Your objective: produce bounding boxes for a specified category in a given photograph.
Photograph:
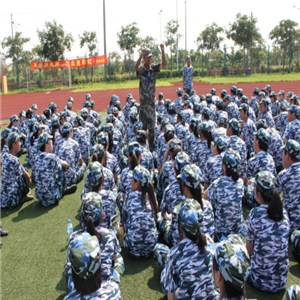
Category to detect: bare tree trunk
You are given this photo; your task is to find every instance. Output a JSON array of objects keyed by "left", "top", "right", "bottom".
[{"left": 283, "top": 50, "right": 286, "bottom": 70}]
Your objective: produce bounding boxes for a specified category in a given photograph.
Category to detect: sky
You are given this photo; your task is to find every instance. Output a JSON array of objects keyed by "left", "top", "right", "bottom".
[{"left": 0, "top": 0, "right": 299, "bottom": 61}]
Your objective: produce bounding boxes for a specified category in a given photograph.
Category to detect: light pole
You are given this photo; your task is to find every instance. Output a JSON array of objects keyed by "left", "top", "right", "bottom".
[
  {"left": 176, "top": 0, "right": 178, "bottom": 70},
  {"left": 185, "top": 0, "right": 187, "bottom": 50},
  {"left": 103, "top": 0, "right": 107, "bottom": 78},
  {"left": 293, "top": 6, "right": 300, "bottom": 27},
  {"left": 158, "top": 10, "right": 162, "bottom": 43},
  {"left": 11, "top": 14, "right": 13, "bottom": 38}
]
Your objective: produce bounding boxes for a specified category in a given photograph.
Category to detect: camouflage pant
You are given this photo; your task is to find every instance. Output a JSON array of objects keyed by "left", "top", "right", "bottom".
[
  {"left": 73, "top": 163, "right": 87, "bottom": 185},
  {"left": 153, "top": 243, "right": 170, "bottom": 269},
  {"left": 157, "top": 212, "right": 171, "bottom": 244},
  {"left": 140, "top": 103, "right": 156, "bottom": 152}
]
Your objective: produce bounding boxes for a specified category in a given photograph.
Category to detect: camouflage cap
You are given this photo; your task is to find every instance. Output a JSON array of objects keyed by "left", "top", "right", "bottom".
[
  {"left": 165, "top": 124, "right": 175, "bottom": 135},
  {"left": 157, "top": 113, "right": 164, "bottom": 121},
  {"left": 68, "top": 96, "right": 74, "bottom": 102},
  {"left": 189, "top": 117, "right": 199, "bottom": 127},
  {"left": 200, "top": 94, "right": 205, "bottom": 101},
  {"left": 120, "top": 155, "right": 129, "bottom": 170},
  {"left": 136, "top": 129, "right": 147, "bottom": 140},
  {"left": 215, "top": 136, "right": 229, "bottom": 151},
  {"left": 256, "top": 119, "right": 267, "bottom": 129},
  {"left": 130, "top": 99, "right": 136, "bottom": 107},
  {"left": 279, "top": 90, "right": 285, "bottom": 95},
  {"left": 97, "top": 132, "right": 109, "bottom": 146},
  {"left": 206, "top": 93, "right": 212, "bottom": 101},
  {"left": 27, "top": 108, "right": 33, "bottom": 115},
  {"left": 10, "top": 114, "right": 19, "bottom": 122},
  {"left": 215, "top": 234, "right": 251, "bottom": 290},
  {"left": 183, "top": 93, "right": 189, "bottom": 100},
  {"left": 28, "top": 118, "right": 37, "bottom": 128},
  {"left": 128, "top": 141, "right": 141, "bottom": 155},
  {"left": 199, "top": 122, "right": 211, "bottom": 132},
  {"left": 114, "top": 100, "right": 121, "bottom": 108},
  {"left": 219, "top": 114, "right": 228, "bottom": 126},
  {"left": 186, "top": 55, "right": 190, "bottom": 60},
  {"left": 44, "top": 108, "right": 51, "bottom": 115},
  {"left": 193, "top": 102, "right": 201, "bottom": 111},
  {"left": 106, "top": 114, "right": 116, "bottom": 124},
  {"left": 87, "top": 161, "right": 104, "bottom": 187},
  {"left": 133, "top": 121, "right": 143, "bottom": 132},
  {"left": 253, "top": 87, "right": 259, "bottom": 93},
  {"left": 168, "top": 103, "right": 176, "bottom": 111},
  {"left": 1, "top": 128, "right": 11, "bottom": 139},
  {"left": 221, "top": 89, "right": 227, "bottom": 97},
  {"left": 38, "top": 132, "right": 53, "bottom": 147},
  {"left": 287, "top": 91, "right": 294, "bottom": 97},
  {"left": 32, "top": 103, "right": 38, "bottom": 109},
  {"left": 229, "top": 118, "right": 240, "bottom": 132},
  {"left": 254, "top": 128, "right": 270, "bottom": 145},
  {"left": 224, "top": 95, "right": 231, "bottom": 101},
  {"left": 130, "top": 109, "right": 138, "bottom": 119},
  {"left": 174, "top": 199, "right": 203, "bottom": 236},
  {"left": 283, "top": 285, "right": 300, "bottom": 300},
  {"left": 291, "top": 230, "right": 300, "bottom": 262},
  {"left": 237, "top": 88, "right": 243, "bottom": 95},
  {"left": 62, "top": 122, "right": 72, "bottom": 134},
  {"left": 144, "top": 48, "right": 152, "bottom": 58},
  {"left": 38, "top": 114, "right": 46, "bottom": 122},
  {"left": 7, "top": 132, "right": 22, "bottom": 147},
  {"left": 265, "top": 84, "right": 271, "bottom": 91},
  {"left": 169, "top": 138, "right": 182, "bottom": 152},
  {"left": 111, "top": 94, "right": 118, "bottom": 102},
  {"left": 281, "top": 139, "right": 300, "bottom": 160},
  {"left": 184, "top": 100, "right": 191, "bottom": 106},
  {"left": 211, "top": 88, "right": 216, "bottom": 95},
  {"left": 176, "top": 88, "right": 183, "bottom": 96},
  {"left": 74, "top": 116, "right": 84, "bottom": 126},
  {"left": 92, "top": 145, "right": 105, "bottom": 161},
  {"left": 240, "top": 96, "right": 249, "bottom": 104},
  {"left": 19, "top": 110, "right": 26, "bottom": 117},
  {"left": 239, "top": 103, "right": 249, "bottom": 112},
  {"left": 230, "top": 86, "right": 237, "bottom": 92},
  {"left": 81, "top": 192, "right": 103, "bottom": 222},
  {"left": 33, "top": 122, "right": 46, "bottom": 133},
  {"left": 85, "top": 94, "right": 91, "bottom": 100},
  {"left": 164, "top": 99, "right": 171, "bottom": 106},
  {"left": 83, "top": 101, "right": 91, "bottom": 108},
  {"left": 60, "top": 111, "right": 68, "bottom": 118},
  {"left": 178, "top": 111, "right": 186, "bottom": 120},
  {"left": 127, "top": 93, "right": 133, "bottom": 99},
  {"left": 133, "top": 102, "right": 140, "bottom": 109},
  {"left": 90, "top": 100, "right": 95, "bottom": 106},
  {"left": 280, "top": 102, "right": 288, "bottom": 111},
  {"left": 270, "top": 91, "right": 277, "bottom": 97},
  {"left": 112, "top": 107, "right": 118, "bottom": 113},
  {"left": 81, "top": 108, "right": 89, "bottom": 118},
  {"left": 202, "top": 107, "right": 211, "bottom": 117},
  {"left": 51, "top": 116, "right": 59, "bottom": 126},
  {"left": 223, "top": 149, "right": 241, "bottom": 171},
  {"left": 254, "top": 170, "right": 277, "bottom": 198},
  {"left": 161, "top": 118, "right": 170, "bottom": 127},
  {"left": 133, "top": 165, "right": 151, "bottom": 188},
  {"left": 70, "top": 232, "right": 101, "bottom": 279},
  {"left": 67, "top": 101, "right": 73, "bottom": 108},
  {"left": 258, "top": 91, "right": 266, "bottom": 97},
  {"left": 291, "top": 95, "right": 299, "bottom": 103},
  {"left": 259, "top": 98, "right": 271, "bottom": 106},
  {"left": 177, "top": 164, "right": 202, "bottom": 189},
  {"left": 289, "top": 105, "right": 298, "bottom": 114},
  {"left": 175, "top": 151, "right": 190, "bottom": 172},
  {"left": 49, "top": 102, "right": 58, "bottom": 109}
]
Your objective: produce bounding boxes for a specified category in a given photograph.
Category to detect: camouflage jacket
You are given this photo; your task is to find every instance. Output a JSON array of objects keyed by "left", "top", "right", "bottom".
[
  {"left": 267, "top": 128, "right": 284, "bottom": 167},
  {"left": 261, "top": 111, "right": 275, "bottom": 128},
  {"left": 226, "top": 102, "right": 240, "bottom": 120},
  {"left": 84, "top": 166, "right": 115, "bottom": 192},
  {"left": 284, "top": 119, "right": 300, "bottom": 145},
  {"left": 202, "top": 153, "right": 224, "bottom": 187},
  {"left": 241, "top": 118, "right": 256, "bottom": 155},
  {"left": 193, "top": 140, "right": 214, "bottom": 172}
]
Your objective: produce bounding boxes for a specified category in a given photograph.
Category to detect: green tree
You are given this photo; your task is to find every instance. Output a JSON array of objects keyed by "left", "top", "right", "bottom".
[
  {"left": 195, "top": 23, "right": 224, "bottom": 59},
  {"left": 117, "top": 22, "right": 140, "bottom": 59},
  {"left": 37, "top": 20, "right": 74, "bottom": 61},
  {"left": 227, "top": 13, "right": 263, "bottom": 71},
  {"left": 108, "top": 51, "right": 122, "bottom": 75},
  {"left": 79, "top": 31, "right": 98, "bottom": 77},
  {"left": 165, "top": 20, "right": 181, "bottom": 75},
  {"left": 269, "top": 19, "right": 299, "bottom": 69}
]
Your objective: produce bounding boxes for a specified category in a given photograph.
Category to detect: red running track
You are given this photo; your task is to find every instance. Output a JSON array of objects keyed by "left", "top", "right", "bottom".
[{"left": 1, "top": 80, "right": 299, "bottom": 120}]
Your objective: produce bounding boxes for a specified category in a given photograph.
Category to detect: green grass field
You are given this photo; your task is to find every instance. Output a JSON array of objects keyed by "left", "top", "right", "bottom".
[{"left": 1, "top": 115, "right": 300, "bottom": 300}]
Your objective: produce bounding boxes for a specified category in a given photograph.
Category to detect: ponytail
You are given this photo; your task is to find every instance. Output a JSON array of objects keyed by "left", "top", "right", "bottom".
[
  {"left": 30, "top": 131, "right": 38, "bottom": 146},
  {"left": 266, "top": 189, "right": 283, "bottom": 222},
  {"left": 8, "top": 122, "right": 13, "bottom": 129},
  {"left": 191, "top": 124, "right": 199, "bottom": 138},
  {"left": 86, "top": 216, "right": 102, "bottom": 243},
  {"left": 129, "top": 151, "right": 141, "bottom": 170},
  {"left": 92, "top": 153, "right": 98, "bottom": 162},
  {"left": 201, "top": 130, "right": 213, "bottom": 148},
  {"left": 224, "top": 165, "right": 239, "bottom": 182},
  {"left": 183, "top": 183, "right": 203, "bottom": 209},
  {"left": 1, "top": 138, "right": 6, "bottom": 151},
  {"left": 141, "top": 183, "right": 158, "bottom": 216},
  {"left": 108, "top": 131, "right": 113, "bottom": 153}
]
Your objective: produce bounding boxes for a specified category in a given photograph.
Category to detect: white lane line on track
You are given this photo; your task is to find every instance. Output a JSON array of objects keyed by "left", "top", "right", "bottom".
[{"left": 46, "top": 92, "right": 51, "bottom": 94}]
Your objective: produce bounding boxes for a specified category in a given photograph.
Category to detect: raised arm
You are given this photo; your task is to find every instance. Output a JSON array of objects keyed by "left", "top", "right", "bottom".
[
  {"left": 159, "top": 44, "right": 166, "bottom": 71},
  {"left": 135, "top": 48, "right": 146, "bottom": 72}
]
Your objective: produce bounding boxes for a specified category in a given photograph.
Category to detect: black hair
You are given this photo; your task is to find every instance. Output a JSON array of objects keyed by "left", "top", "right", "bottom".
[
  {"left": 213, "top": 257, "right": 246, "bottom": 299},
  {"left": 203, "top": 114, "right": 210, "bottom": 120},
  {"left": 218, "top": 121, "right": 227, "bottom": 129},
  {"left": 92, "top": 152, "right": 107, "bottom": 168},
  {"left": 40, "top": 144, "right": 46, "bottom": 152},
  {"left": 230, "top": 125, "right": 239, "bottom": 136},
  {"left": 216, "top": 102, "right": 225, "bottom": 111},
  {"left": 200, "top": 129, "right": 213, "bottom": 149},
  {"left": 258, "top": 188, "right": 283, "bottom": 222},
  {"left": 30, "top": 131, "right": 39, "bottom": 146},
  {"left": 284, "top": 148, "right": 300, "bottom": 162},
  {"left": 140, "top": 182, "right": 158, "bottom": 216},
  {"left": 44, "top": 109, "right": 51, "bottom": 119},
  {"left": 136, "top": 133, "right": 147, "bottom": 145},
  {"left": 253, "top": 91, "right": 259, "bottom": 96},
  {"left": 130, "top": 116, "right": 137, "bottom": 124},
  {"left": 86, "top": 216, "right": 102, "bottom": 243},
  {"left": 51, "top": 125, "right": 62, "bottom": 145},
  {"left": 183, "top": 182, "right": 203, "bottom": 210},
  {"left": 112, "top": 110, "right": 118, "bottom": 118},
  {"left": 178, "top": 218, "right": 207, "bottom": 253},
  {"left": 62, "top": 131, "right": 70, "bottom": 138},
  {"left": 190, "top": 124, "right": 199, "bottom": 138},
  {"left": 257, "top": 138, "right": 269, "bottom": 152},
  {"left": 107, "top": 130, "right": 114, "bottom": 153},
  {"left": 7, "top": 122, "right": 13, "bottom": 129},
  {"left": 26, "top": 111, "right": 32, "bottom": 119},
  {"left": 256, "top": 123, "right": 268, "bottom": 130},
  {"left": 223, "top": 158, "right": 239, "bottom": 182},
  {"left": 193, "top": 108, "right": 200, "bottom": 113},
  {"left": 178, "top": 114, "right": 186, "bottom": 126},
  {"left": 129, "top": 151, "right": 141, "bottom": 171},
  {"left": 164, "top": 131, "right": 174, "bottom": 143},
  {"left": 168, "top": 108, "right": 177, "bottom": 115},
  {"left": 1, "top": 138, "right": 6, "bottom": 151},
  {"left": 216, "top": 144, "right": 226, "bottom": 155},
  {"left": 170, "top": 147, "right": 182, "bottom": 160}
]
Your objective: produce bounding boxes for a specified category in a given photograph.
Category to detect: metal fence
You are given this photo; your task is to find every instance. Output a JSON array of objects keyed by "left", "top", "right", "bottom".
[{"left": 5, "top": 44, "right": 300, "bottom": 91}]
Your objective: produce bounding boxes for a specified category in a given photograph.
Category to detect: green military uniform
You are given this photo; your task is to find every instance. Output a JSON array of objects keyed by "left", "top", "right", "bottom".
[{"left": 136, "top": 53, "right": 161, "bottom": 152}]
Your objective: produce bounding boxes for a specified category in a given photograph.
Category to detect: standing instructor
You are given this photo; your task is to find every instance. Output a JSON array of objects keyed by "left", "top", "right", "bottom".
[{"left": 135, "top": 44, "right": 166, "bottom": 152}]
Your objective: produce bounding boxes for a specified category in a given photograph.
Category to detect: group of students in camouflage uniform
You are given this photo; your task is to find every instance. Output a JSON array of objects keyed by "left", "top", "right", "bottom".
[{"left": 1, "top": 83, "right": 300, "bottom": 299}]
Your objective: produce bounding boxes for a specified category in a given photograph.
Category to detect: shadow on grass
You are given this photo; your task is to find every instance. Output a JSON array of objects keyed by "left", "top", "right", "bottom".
[
  {"left": 55, "top": 271, "right": 68, "bottom": 300},
  {"left": 11, "top": 200, "right": 57, "bottom": 222},
  {"left": 147, "top": 261, "right": 166, "bottom": 298},
  {"left": 290, "top": 264, "right": 300, "bottom": 278}
]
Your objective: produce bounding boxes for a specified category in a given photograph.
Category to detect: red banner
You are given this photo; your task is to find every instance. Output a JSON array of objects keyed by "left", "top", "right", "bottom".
[{"left": 30, "top": 55, "right": 107, "bottom": 70}]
